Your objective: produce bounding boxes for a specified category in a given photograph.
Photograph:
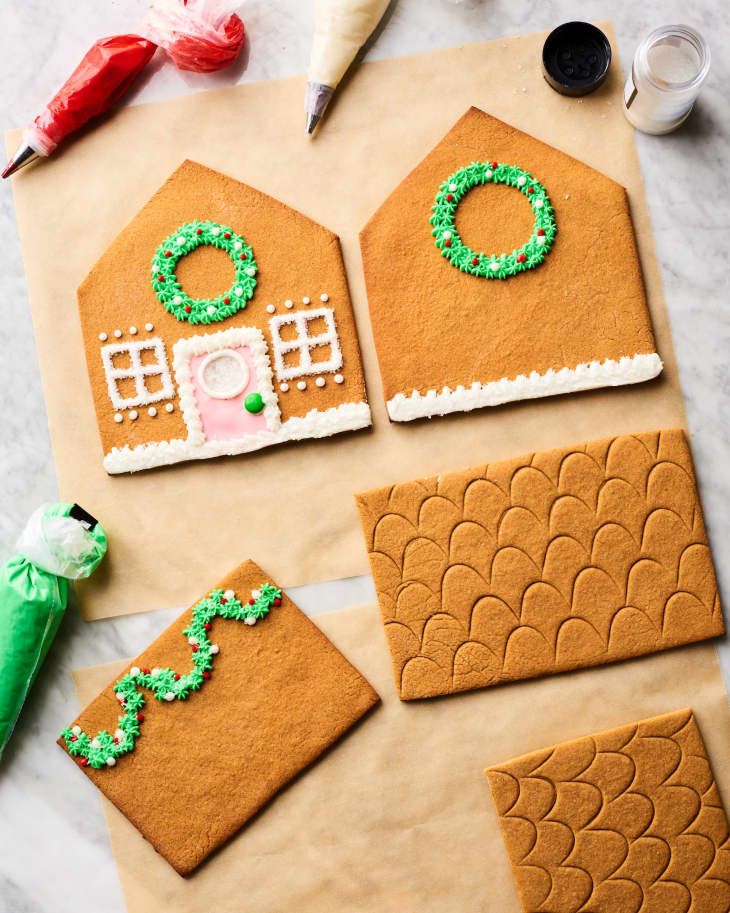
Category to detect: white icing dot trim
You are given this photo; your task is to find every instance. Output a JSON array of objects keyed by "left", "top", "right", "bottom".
[
  {"left": 269, "top": 307, "right": 343, "bottom": 381},
  {"left": 173, "top": 325, "right": 280, "bottom": 447},
  {"left": 103, "top": 402, "right": 372, "bottom": 473},
  {"left": 386, "top": 353, "right": 664, "bottom": 422},
  {"left": 145, "top": 323, "right": 154, "bottom": 332},
  {"left": 101, "top": 338, "right": 174, "bottom": 411}
]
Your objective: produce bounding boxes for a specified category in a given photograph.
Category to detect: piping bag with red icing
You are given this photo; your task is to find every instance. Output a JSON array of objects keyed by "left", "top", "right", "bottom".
[{"left": 3, "top": 0, "right": 245, "bottom": 179}]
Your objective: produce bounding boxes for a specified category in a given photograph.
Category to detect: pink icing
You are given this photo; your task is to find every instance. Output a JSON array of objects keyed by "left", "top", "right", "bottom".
[{"left": 189, "top": 346, "right": 269, "bottom": 441}]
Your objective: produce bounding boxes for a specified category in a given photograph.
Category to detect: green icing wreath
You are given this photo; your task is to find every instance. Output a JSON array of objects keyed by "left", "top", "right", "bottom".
[
  {"left": 151, "top": 220, "right": 258, "bottom": 324},
  {"left": 61, "top": 583, "right": 281, "bottom": 769},
  {"left": 430, "top": 162, "right": 556, "bottom": 279}
]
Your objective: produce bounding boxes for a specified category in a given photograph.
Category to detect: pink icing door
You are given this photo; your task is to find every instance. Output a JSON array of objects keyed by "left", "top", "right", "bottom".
[{"left": 190, "top": 346, "right": 270, "bottom": 442}]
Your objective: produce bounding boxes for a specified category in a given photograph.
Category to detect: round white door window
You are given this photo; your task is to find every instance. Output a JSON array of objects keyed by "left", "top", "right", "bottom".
[{"left": 197, "top": 349, "right": 250, "bottom": 399}]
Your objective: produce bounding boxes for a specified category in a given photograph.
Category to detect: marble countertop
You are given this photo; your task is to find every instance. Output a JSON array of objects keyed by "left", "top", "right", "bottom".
[{"left": 1, "top": 1, "right": 728, "bottom": 910}]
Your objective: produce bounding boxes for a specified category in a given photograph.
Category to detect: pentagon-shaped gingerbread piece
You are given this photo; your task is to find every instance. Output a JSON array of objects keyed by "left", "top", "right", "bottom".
[
  {"left": 79, "top": 161, "right": 370, "bottom": 473},
  {"left": 360, "top": 107, "right": 662, "bottom": 421}
]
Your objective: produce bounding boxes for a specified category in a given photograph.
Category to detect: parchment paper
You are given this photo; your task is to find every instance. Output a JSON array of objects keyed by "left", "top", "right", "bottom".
[
  {"left": 72, "top": 603, "right": 730, "bottom": 912},
  {"left": 8, "top": 24, "right": 685, "bottom": 619}
]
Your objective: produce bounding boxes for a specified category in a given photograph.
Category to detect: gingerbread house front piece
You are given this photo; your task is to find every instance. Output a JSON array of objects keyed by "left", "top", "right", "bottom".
[
  {"left": 360, "top": 107, "right": 662, "bottom": 422},
  {"left": 79, "top": 161, "right": 370, "bottom": 473}
]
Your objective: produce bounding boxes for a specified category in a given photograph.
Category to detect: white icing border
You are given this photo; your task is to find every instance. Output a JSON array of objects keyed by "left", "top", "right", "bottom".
[
  {"left": 172, "top": 326, "right": 281, "bottom": 446},
  {"left": 269, "top": 307, "right": 343, "bottom": 381},
  {"left": 386, "top": 353, "right": 664, "bottom": 422},
  {"left": 100, "top": 338, "right": 174, "bottom": 410},
  {"left": 103, "top": 402, "right": 372, "bottom": 473}
]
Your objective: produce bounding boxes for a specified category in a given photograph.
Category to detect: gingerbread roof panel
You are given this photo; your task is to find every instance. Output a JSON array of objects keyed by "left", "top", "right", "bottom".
[
  {"left": 359, "top": 107, "right": 661, "bottom": 421},
  {"left": 79, "top": 161, "right": 370, "bottom": 473}
]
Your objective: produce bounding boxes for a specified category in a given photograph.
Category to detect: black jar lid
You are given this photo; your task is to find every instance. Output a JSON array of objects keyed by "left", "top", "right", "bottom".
[{"left": 542, "top": 22, "right": 612, "bottom": 96}]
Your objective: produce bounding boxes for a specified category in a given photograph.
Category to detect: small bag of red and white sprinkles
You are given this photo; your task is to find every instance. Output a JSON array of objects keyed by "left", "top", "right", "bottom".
[{"left": 3, "top": 0, "right": 246, "bottom": 178}]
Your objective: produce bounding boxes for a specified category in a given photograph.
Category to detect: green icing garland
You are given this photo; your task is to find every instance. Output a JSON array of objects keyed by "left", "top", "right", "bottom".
[
  {"left": 61, "top": 583, "right": 281, "bottom": 770},
  {"left": 430, "top": 162, "right": 556, "bottom": 279},
  {"left": 151, "top": 220, "right": 258, "bottom": 324}
]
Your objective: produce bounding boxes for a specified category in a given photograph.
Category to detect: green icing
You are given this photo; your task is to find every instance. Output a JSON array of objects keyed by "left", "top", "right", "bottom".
[
  {"left": 430, "top": 162, "right": 556, "bottom": 279},
  {"left": 61, "top": 583, "right": 281, "bottom": 770},
  {"left": 244, "top": 392, "right": 264, "bottom": 414},
  {"left": 151, "top": 220, "right": 258, "bottom": 324}
]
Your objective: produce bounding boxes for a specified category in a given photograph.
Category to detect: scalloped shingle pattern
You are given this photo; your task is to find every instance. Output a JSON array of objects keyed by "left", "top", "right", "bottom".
[
  {"left": 487, "top": 709, "right": 730, "bottom": 913},
  {"left": 356, "top": 430, "right": 723, "bottom": 700}
]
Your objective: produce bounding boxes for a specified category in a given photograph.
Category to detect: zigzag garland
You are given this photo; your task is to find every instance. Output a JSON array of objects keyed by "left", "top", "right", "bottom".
[{"left": 62, "top": 583, "right": 282, "bottom": 769}]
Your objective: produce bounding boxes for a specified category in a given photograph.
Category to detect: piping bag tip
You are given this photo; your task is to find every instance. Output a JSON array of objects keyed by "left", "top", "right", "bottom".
[
  {"left": 306, "top": 112, "right": 322, "bottom": 135},
  {"left": 304, "top": 81, "right": 334, "bottom": 136},
  {"left": 2, "top": 144, "right": 39, "bottom": 179}
]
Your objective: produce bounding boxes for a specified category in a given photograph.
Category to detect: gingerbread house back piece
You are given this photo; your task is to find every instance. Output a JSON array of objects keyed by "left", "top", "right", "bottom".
[
  {"left": 359, "top": 107, "right": 662, "bottom": 422},
  {"left": 79, "top": 161, "right": 371, "bottom": 474}
]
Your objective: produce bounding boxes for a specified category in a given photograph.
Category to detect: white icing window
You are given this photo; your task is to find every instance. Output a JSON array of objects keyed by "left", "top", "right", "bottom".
[
  {"left": 101, "top": 338, "right": 174, "bottom": 410},
  {"left": 269, "top": 307, "right": 342, "bottom": 381}
]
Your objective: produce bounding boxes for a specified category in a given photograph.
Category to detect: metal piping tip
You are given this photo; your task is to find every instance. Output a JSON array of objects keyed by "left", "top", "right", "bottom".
[
  {"left": 304, "top": 81, "right": 334, "bottom": 136},
  {"left": 2, "top": 144, "right": 39, "bottom": 179}
]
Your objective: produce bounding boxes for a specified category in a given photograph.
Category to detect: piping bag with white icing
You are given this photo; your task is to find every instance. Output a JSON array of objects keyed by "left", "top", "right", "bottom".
[
  {"left": 0, "top": 504, "right": 107, "bottom": 757},
  {"left": 305, "top": 0, "right": 391, "bottom": 134}
]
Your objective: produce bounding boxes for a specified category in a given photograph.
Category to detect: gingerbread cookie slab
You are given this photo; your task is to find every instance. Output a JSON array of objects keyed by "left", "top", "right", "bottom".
[
  {"left": 360, "top": 107, "right": 662, "bottom": 421},
  {"left": 356, "top": 429, "right": 723, "bottom": 700},
  {"left": 59, "top": 560, "right": 379, "bottom": 875},
  {"left": 487, "top": 709, "right": 730, "bottom": 913},
  {"left": 79, "top": 161, "right": 370, "bottom": 473}
]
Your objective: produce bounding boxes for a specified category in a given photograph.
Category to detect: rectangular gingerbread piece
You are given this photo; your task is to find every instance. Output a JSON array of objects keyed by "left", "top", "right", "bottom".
[
  {"left": 355, "top": 428, "right": 723, "bottom": 699},
  {"left": 486, "top": 709, "right": 730, "bottom": 913},
  {"left": 58, "top": 560, "right": 379, "bottom": 875}
]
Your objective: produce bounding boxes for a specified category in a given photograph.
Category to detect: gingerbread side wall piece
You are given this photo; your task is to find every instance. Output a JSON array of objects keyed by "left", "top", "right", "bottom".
[
  {"left": 355, "top": 429, "right": 723, "bottom": 700},
  {"left": 58, "top": 559, "right": 380, "bottom": 876},
  {"left": 359, "top": 107, "right": 662, "bottom": 422},
  {"left": 78, "top": 161, "right": 371, "bottom": 474},
  {"left": 487, "top": 709, "right": 730, "bottom": 913}
]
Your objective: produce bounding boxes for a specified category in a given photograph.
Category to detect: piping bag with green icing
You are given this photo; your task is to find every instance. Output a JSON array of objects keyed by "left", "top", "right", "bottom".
[{"left": 0, "top": 503, "right": 107, "bottom": 757}]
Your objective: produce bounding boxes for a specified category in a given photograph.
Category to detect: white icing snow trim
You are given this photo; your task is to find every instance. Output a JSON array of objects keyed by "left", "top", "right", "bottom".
[
  {"left": 100, "top": 338, "right": 174, "bottom": 410},
  {"left": 103, "top": 402, "right": 372, "bottom": 473},
  {"left": 386, "top": 353, "right": 664, "bottom": 422},
  {"left": 269, "top": 307, "right": 343, "bottom": 381},
  {"left": 173, "top": 326, "right": 280, "bottom": 445}
]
